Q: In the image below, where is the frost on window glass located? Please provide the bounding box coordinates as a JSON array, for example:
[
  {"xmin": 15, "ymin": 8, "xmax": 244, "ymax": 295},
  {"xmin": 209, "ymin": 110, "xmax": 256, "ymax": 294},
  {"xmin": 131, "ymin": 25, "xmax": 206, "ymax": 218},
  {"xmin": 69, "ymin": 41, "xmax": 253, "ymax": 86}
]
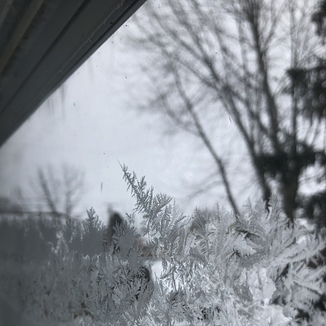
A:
[{"xmin": 0, "ymin": 0, "xmax": 326, "ymax": 325}]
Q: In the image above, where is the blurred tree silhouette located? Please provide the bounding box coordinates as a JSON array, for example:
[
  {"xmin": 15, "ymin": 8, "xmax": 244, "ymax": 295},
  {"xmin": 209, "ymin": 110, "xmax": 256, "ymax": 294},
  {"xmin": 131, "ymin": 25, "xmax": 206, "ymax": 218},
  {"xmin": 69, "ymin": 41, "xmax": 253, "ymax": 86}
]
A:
[
  {"xmin": 312, "ymin": 0, "xmax": 326, "ymax": 39},
  {"xmin": 30, "ymin": 164, "xmax": 85, "ymax": 218},
  {"xmin": 131, "ymin": 0, "xmax": 326, "ymax": 225}
]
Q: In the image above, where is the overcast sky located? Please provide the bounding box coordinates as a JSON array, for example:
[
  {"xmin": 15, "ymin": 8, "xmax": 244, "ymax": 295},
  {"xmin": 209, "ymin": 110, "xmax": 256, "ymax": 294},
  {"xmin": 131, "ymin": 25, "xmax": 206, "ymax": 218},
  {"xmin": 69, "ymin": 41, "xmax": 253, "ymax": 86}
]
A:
[
  {"xmin": 0, "ymin": 10, "xmax": 227, "ymax": 221},
  {"xmin": 2, "ymin": 0, "xmax": 319, "ymax": 224}
]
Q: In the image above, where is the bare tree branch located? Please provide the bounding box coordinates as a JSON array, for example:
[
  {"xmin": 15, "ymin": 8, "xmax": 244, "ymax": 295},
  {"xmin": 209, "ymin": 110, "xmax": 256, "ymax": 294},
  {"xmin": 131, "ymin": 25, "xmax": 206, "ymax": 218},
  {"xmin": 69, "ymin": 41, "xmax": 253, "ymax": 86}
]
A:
[
  {"xmin": 130, "ymin": 0, "xmax": 325, "ymax": 221},
  {"xmin": 32, "ymin": 165, "xmax": 84, "ymax": 218}
]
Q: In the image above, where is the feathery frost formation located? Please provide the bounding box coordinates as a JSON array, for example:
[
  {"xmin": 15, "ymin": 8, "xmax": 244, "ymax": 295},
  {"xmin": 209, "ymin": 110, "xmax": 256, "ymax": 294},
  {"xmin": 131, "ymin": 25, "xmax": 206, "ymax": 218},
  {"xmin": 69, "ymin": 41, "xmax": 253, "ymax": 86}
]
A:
[{"xmin": 0, "ymin": 167, "xmax": 325, "ymax": 325}]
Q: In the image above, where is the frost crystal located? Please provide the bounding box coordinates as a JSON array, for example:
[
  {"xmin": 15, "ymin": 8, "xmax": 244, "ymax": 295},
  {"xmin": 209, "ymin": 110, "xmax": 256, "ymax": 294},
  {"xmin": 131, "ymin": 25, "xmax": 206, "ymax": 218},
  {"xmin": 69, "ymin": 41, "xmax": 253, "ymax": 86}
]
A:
[{"xmin": 0, "ymin": 171, "xmax": 325, "ymax": 325}]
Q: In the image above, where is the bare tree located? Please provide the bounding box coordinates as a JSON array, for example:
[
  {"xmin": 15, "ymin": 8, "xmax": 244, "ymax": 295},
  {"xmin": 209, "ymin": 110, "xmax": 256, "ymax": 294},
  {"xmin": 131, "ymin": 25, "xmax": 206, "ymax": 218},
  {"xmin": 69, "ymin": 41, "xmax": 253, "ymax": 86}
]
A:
[
  {"xmin": 312, "ymin": 0, "xmax": 326, "ymax": 40},
  {"xmin": 130, "ymin": 0, "xmax": 326, "ymax": 223},
  {"xmin": 31, "ymin": 164, "xmax": 84, "ymax": 218}
]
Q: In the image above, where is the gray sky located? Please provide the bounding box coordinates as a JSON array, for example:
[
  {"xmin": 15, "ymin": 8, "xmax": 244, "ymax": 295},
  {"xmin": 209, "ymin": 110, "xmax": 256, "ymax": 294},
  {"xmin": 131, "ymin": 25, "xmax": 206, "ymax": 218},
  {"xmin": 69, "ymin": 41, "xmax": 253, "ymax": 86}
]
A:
[
  {"xmin": 0, "ymin": 0, "xmax": 269, "ymax": 224},
  {"xmin": 0, "ymin": 14, "xmax": 223, "ymax": 221},
  {"xmin": 1, "ymin": 0, "xmax": 321, "ymax": 225}
]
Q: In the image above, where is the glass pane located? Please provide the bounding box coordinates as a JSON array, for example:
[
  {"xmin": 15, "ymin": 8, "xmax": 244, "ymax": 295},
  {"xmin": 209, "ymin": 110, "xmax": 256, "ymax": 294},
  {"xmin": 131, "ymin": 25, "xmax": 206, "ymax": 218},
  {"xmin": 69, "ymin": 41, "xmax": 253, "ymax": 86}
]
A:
[{"xmin": 1, "ymin": 0, "xmax": 325, "ymax": 324}]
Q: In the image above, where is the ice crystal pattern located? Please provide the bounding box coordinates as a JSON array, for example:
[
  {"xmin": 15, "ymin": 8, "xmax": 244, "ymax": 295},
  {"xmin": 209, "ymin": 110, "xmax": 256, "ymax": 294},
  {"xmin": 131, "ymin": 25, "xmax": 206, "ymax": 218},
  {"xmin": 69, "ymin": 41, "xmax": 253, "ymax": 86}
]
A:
[{"xmin": 0, "ymin": 166, "xmax": 325, "ymax": 325}]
